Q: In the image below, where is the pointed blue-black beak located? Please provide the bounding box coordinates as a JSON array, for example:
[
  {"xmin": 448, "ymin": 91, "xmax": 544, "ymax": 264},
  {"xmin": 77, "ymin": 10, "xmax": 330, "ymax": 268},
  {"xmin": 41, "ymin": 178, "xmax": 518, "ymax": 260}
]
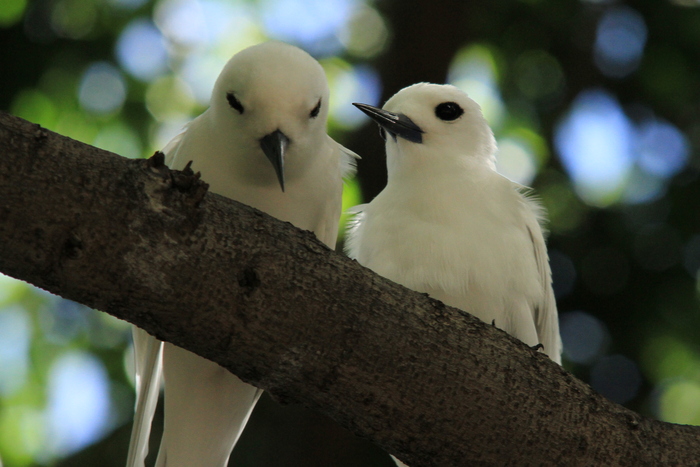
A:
[
  {"xmin": 260, "ymin": 129, "xmax": 288, "ymax": 192},
  {"xmin": 353, "ymin": 103, "xmax": 424, "ymax": 144}
]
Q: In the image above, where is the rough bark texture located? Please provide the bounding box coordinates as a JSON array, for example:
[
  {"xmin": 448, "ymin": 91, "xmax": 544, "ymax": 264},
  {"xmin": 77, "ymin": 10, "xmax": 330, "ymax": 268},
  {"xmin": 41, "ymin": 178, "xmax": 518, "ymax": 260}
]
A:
[{"xmin": 1, "ymin": 111, "xmax": 699, "ymax": 466}]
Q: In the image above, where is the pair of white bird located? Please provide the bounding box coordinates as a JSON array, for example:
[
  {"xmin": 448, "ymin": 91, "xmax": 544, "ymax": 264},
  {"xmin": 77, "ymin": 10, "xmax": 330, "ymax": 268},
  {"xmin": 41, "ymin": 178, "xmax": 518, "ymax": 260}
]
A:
[{"xmin": 126, "ymin": 41, "xmax": 561, "ymax": 467}]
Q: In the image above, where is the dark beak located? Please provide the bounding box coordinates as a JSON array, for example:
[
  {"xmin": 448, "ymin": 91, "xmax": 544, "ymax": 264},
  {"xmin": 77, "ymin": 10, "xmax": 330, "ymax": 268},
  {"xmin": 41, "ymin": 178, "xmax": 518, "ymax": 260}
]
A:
[
  {"xmin": 259, "ymin": 129, "xmax": 289, "ymax": 192},
  {"xmin": 353, "ymin": 103, "xmax": 424, "ymax": 144}
]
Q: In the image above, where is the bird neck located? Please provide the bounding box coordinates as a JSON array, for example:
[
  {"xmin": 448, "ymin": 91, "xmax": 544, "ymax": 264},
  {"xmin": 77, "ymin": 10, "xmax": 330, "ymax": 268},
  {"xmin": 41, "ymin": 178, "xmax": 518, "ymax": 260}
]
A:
[{"xmin": 386, "ymin": 143, "xmax": 494, "ymax": 187}]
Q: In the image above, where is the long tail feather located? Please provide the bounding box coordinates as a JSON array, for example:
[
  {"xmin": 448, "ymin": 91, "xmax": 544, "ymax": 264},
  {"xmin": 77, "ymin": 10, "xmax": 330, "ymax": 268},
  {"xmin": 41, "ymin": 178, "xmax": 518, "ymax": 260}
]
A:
[{"xmin": 127, "ymin": 327, "xmax": 164, "ymax": 467}]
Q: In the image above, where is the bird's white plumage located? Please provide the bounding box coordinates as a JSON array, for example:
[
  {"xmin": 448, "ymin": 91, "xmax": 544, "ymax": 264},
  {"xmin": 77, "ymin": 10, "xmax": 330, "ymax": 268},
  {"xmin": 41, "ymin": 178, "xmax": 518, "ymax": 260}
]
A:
[
  {"xmin": 127, "ymin": 41, "xmax": 356, "ymax": 467},
  {"xmin": 347, "ymin": 83, "xmax": 561, "ymax": 362},
  {"xmin": 349, "ymin": 84, "xmax": 560, "ymax": 467},
  {"xmin": 127, "ymin": 327, "xmax": 163, "ymax": 466}
]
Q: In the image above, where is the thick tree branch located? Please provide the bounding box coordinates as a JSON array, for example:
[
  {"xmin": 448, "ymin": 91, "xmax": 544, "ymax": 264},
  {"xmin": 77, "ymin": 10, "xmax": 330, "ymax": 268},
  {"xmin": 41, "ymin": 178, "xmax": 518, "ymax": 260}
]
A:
[{"xmin": 0, "ymin": 111, "xmax": 698, "ymax": 466}]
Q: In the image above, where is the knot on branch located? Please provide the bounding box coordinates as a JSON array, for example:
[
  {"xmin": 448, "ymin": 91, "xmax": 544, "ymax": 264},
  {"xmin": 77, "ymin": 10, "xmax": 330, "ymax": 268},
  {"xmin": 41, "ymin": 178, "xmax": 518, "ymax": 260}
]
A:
[
  {"xmin": 625, "ymin": 413, "xmax": 641, "ymax": 430},
  {"xmin": 145, "ymin": 152, "xmax": 209, "ymax": 208},
  {"xmin": 171, "ymin": 161, "xmax": 209, "ymax": 207},
  {"xmin": 61, "ymin": 232, "xmax": 83, "ymax": 260},
  {"xmin": 147, "ymin": 150, "xmax": 166, "ymax": 169},
  {"xmin": 33, "ymin": 123, "xmax": 48, "ymax": 141},
  {"xmin": 238, "ymin": 267, "xmax": 261, "ymax": 295}
]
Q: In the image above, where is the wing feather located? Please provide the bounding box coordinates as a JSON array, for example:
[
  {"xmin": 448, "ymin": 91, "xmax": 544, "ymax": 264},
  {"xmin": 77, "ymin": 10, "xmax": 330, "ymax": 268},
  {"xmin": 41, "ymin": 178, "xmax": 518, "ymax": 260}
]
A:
[
  {"xmin": 127, "ymin": 125, "xmax": 190, "ymax": 467},
  {"xmin": 126, "ymin": 328, "xmax": 163, "ymax": 467},
  {"xmin": 519, "ymin": 188, "xmax": 562, "ymax": 364}
]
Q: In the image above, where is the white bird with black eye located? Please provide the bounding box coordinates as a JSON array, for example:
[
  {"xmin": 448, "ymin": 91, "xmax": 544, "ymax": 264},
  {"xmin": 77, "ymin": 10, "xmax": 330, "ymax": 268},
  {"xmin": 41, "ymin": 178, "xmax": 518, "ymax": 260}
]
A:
[
  {"xmin": 348, "ymin": 83, "xmax": 561, "ymax": 466},
  {"xmin": 350, "ymin": 83, "xmax": 560, "ymax": 361},
  {"xmin": 127, "ymin": 41, "xmax": 357, "ymax": 467}
]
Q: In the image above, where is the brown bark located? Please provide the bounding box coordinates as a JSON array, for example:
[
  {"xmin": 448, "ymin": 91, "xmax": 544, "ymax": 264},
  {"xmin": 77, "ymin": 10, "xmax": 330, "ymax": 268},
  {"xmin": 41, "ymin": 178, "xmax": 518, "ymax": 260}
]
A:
[{"xmin": 1, "ymin": 111, "xmax": 699, "ymax": 466}]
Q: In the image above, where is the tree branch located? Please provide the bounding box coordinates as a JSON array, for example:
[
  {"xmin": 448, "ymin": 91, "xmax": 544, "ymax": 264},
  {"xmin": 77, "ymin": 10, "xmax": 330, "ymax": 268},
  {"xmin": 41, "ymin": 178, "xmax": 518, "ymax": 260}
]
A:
[{"xmin": 1, "ymin": 111, "xmax": 698, "ymax": 466}]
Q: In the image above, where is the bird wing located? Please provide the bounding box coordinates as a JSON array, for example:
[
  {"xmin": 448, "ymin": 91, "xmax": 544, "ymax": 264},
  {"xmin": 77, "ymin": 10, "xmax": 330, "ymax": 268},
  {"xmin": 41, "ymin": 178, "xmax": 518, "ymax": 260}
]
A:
[
  {"xmin": 152, "ymin": 122, "xmax": 265, "ymax": 466},
  {"xmin": 519, "ymin": 188, "xmax": 562, "ymax": 364},
  {"xmin": 127, "ymin": 124, "xmax": 190, "ymax": 467},
  {"xmin": 127, "ymin": 327, "xmax": 163, "ymax": 467},
  {"xmin": 161, "ymin": 123, "xmax": 190, "ymax": 167},
  {"xmin": 343, "ymin": 202, "xmax": 366, "ymax": 261},
  {"xmin": 154, "ymin": 344, "xmax": 262, "ymax": 467},
  {"xmin": 337, "ymin": 138, "xmax": 360, "ymax": 180},
  {"xmin": 317, "ymin": 137, "xmax": 359, "ymax": 248}
]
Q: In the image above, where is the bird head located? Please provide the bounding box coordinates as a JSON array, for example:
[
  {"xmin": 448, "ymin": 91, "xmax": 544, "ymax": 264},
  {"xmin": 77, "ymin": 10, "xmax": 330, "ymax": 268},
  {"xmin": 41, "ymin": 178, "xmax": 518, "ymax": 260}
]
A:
[
  {"xmin": 209, "ymin": 41, "xmax": 330, "ymax": 191},
  {"xmin": 354, "ymin": 83, "xmax": 497, "ymax": 177}
]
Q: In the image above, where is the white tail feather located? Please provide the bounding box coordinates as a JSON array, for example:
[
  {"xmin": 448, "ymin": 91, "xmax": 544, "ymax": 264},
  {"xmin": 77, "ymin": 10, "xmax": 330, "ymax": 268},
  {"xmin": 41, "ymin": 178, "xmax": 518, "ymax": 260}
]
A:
[{"xmin": 127, "ymin": 328, "xmax": 164, "ymax": 467}]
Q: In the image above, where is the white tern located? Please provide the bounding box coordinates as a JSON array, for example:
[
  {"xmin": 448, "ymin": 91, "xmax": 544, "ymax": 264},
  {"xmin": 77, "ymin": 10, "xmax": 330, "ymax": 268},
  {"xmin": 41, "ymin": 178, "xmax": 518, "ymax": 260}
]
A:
[
  {"xmin": 127, "ymin": 41, "xmax": 357, "ymax": 467},
  {"xmin": 348, "ymin": 83, "xmax": 561, "ymax": 360},
  {"xmin": 348, "ymin": 83, "xmax": 561, "ymax": 466}
]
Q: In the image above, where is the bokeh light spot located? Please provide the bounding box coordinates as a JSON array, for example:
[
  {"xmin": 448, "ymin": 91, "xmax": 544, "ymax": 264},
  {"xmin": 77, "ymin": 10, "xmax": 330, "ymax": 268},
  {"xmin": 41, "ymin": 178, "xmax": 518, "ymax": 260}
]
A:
[
  {"xmin": 641, "ymin": 335, "xmax": 700, "ymax": 384},
  {"xmin": 594, "ymin": 6, "xmax": 647, "ymax": 78},
  {"xmin": 658, "ymin": 380, "xmax": 700, "ymax": 425},
  {"xmin": 0, "ymin": 0, "xmax": 28, "ymax": 27},
  {"xmin": 324, "ymin": 61, "xmax": 381, "ymax": 130},
  {"xmin": 78, "ymin": 62, "xmax": 127, "ymax": 115},
  {"xmin": 53, "ymin": 109, "xmax": 99, "ymax": 145},
  {"xmin": 555, "ymin": 89, "xmax": 633, "ymax": 206},
  {"xmin": 116, "ymin": 18, "xmax": 169, "ymax": 82},
  {"xmin": 146, "ymin": 75, "xmax": 197, "ymax": 122},
  {"xmin": 338, "ymin": 5, "xmax": 389, "ymax": 58},
  {"xmin": 260, "ymin": 0, "xmax": 354, "ymax": 55},
  {"xmin": 155, "ymin": 0, "xmax": 207, "ymax": 47},
  {"xmin": 621, "ymin": 166, "xmax": 666, "ymax": 204},
  {"xmin": 0, "ymin": 306, "xmax": 31, "ymax": 396},
  {"xmin": 46, "ymin": 351, "xmax": 111, "ymax": 457},
  {"xmin": 496, "ymin": 139, "xmax": 535, "ymax": 185},
  {"xmin": 449, "ymin": 45, "xmax": 505, "ymax": 128},
  {"xmin": 180, "ymin": 53, "xmax": 231, "ymax": 105},
  {"xmin": 0, "ymin": 405, "xmax": 44, "ymax": 466},
  {"xmin": 590, "ymin": 354, "xmax": 642, "ymax": 404},
  {"xmin": 635, "ymin": 119, "xmax": 689, "ymax": 178},
  {"xmin": 93, "ymin": 122, "xmax": 143, "ymax": 159},
  {"xmin": 50, "ymin": 0, "xmax": 97, "ymax": 39},
  {"xmin": 10, "ymin": 89, "xmax": 58, "ymax": 129},
  {"xmin": 0, "ymin": 273, "xmax": 27, "ymax": 304},
  {"xmin": 538, "ymin": 177, "xmax": 587, "ymax": 234},
  {"xmin": 40, "ymin": 299, "xmax": 90, "ymax": 345},
  {"xmin": 155, "ymin": 0, "xmax": 259, "ymax": 57},
  {"xmin": 513, "ymin": 49, "xmax": 565, "ymax": 102},
  {"xmin": 560, "ymin": 310, "xmax": 609, "ymax": 364}
]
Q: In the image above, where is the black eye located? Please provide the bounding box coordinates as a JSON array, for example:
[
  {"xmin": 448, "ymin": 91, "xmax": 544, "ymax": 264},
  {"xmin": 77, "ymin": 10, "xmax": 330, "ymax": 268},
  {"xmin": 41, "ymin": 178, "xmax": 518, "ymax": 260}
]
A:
[
  {"xmin": 309, "ymin": 98, "xmax": 322, "ymax": 118},
  {"xmin": 226, "ymin": 92, "xmax": 244, "ymax": 114},
  {"xmin": 379, "ymin": 127, "xmax": 387, "ymax": 141},
  {"xmin": 435, "ymin": 102, "xmax": 463, "ymax": 121}
]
